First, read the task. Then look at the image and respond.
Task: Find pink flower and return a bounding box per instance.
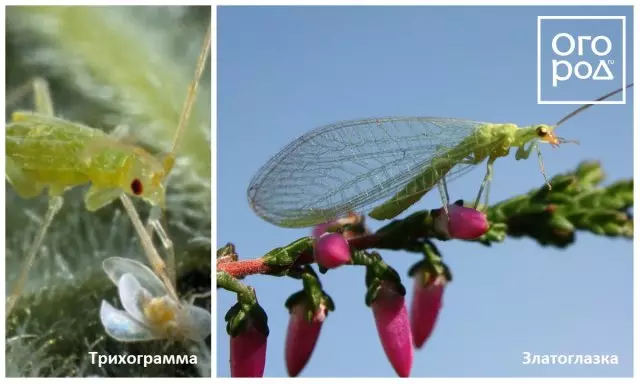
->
[314,232,351,269]
[285,303,327,377]
[230,322,267,377]
[371,283,413,377]
[410,274,446,349]
[435,203,489,240]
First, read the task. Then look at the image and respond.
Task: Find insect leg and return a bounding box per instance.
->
[474,159,495,209]
[536,145,552,190]
[119,194,180,302]
[436,174,450,217]
[6,195,63,318]
[515,143,551,190]
[441,176,451,204]
[146,205,176,289]
[482,177,492,212]
[32,77,55,116]
[515,142,535,160]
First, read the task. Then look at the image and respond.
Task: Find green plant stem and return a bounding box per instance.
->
[217,160,632,282]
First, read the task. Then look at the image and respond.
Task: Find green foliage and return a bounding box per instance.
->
[6,6,211,377]
[218,160,632,338]
[375,161,632,250]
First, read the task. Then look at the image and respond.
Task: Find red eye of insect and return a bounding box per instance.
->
[131,179,143,195]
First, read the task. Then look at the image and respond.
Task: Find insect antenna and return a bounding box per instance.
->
[555,83,633,127]
[164,23,212,175]
[144,23,211,293]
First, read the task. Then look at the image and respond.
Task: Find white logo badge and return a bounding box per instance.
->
[537,16,626,104]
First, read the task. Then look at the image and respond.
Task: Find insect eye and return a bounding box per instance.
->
[536,126,548,137]
[131,179,143,195]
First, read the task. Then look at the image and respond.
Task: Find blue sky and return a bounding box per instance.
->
[217,6,634,377]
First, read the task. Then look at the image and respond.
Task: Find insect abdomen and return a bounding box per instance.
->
[6,119,119,189]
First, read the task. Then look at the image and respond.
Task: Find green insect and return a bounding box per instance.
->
[5,25,211,317]
[247,84,633,228]
[7,107,170,211]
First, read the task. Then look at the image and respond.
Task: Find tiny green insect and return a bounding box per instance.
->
[5,24,211,317]
[7,108,171,211]
[247,84,633,228]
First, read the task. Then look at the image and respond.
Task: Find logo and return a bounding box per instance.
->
[537,16,626,104]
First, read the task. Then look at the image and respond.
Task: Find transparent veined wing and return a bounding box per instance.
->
[247,117,498,227]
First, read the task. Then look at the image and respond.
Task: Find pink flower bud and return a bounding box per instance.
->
[371,284,413,377]
[230,323,267,377]
[410,275,446,349]
[435,203,489,240]
[285,303,327,377]
[314,233,351,269]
